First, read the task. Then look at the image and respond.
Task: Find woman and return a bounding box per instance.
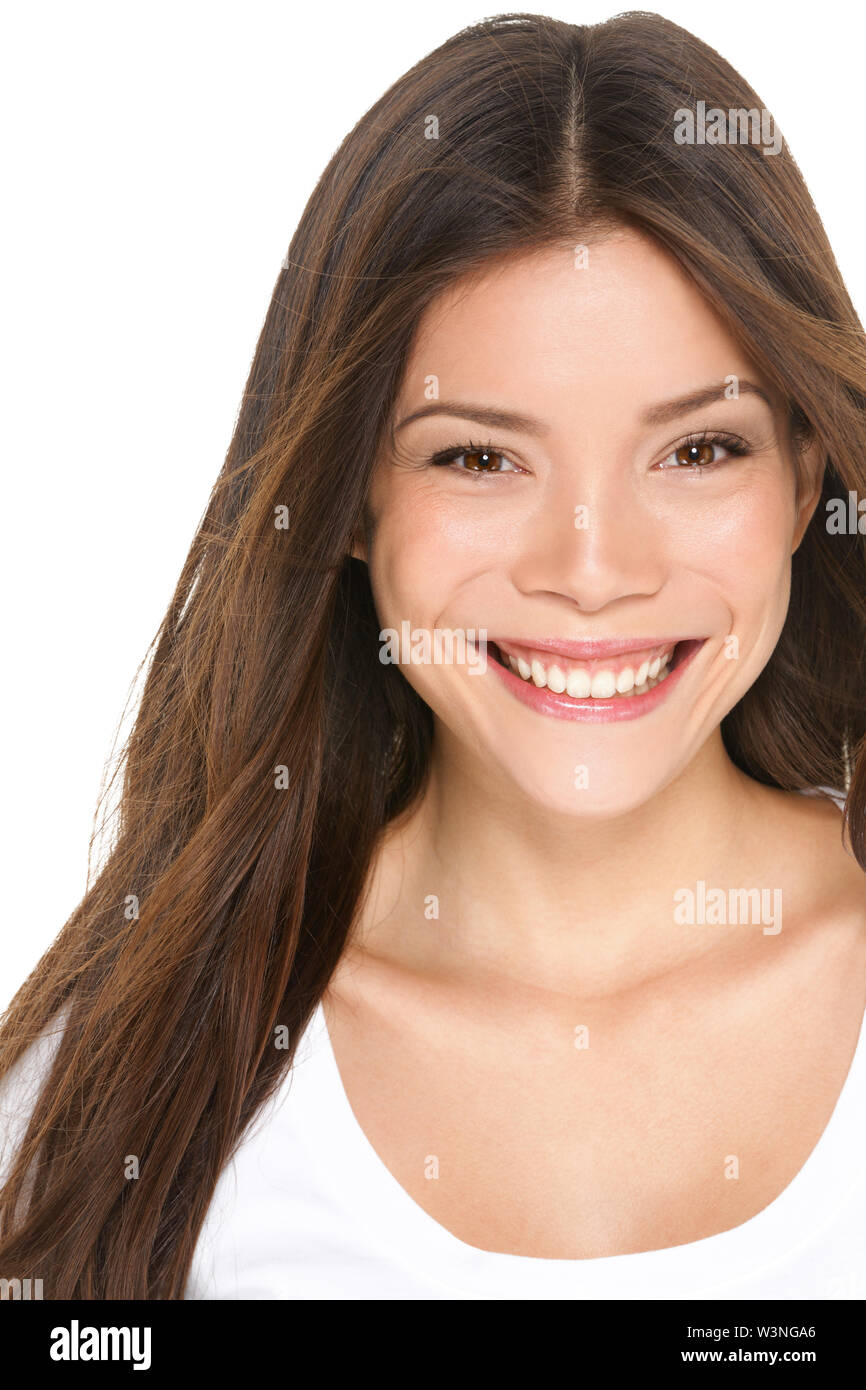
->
[1,10,865,1300]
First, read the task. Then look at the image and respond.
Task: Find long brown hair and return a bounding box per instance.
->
[2,10,865,1297]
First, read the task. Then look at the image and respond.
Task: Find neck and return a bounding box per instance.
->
[355,726,772,996]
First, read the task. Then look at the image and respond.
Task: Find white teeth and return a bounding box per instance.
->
[546,664,567,693]
[589,669,617,698]
[566,667,591,698]
[502,646,674,700]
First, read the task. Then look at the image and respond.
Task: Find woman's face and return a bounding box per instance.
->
[359,230,823,816]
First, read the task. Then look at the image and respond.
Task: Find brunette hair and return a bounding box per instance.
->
[2,10,865,1297]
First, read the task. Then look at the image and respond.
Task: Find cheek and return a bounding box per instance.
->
[367,479,503,624]
[669,482,796,685]
[666,472,794,590]
[367,467,798,636]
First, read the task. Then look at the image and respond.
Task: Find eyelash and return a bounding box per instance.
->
[657,430,751,474]
[427,431,751,476]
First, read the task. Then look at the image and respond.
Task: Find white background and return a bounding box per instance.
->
[2,0,864,1010]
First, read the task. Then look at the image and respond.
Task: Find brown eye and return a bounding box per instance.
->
[430,443,521,473]
[674,441,717,467]
[656,433,748,472]
[462,448,505,471]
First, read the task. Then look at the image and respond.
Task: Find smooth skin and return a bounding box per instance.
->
[324,229,866,1259]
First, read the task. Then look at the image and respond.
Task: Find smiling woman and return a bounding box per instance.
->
[363,233,825,771]
[1,10,865,1301]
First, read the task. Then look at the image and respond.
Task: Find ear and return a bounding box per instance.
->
[791,435,826,553]
[349,532,367,563]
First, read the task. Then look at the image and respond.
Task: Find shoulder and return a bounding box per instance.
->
[752,782,865,915]
[746,782,866,1017]
[0,1006,70,1182]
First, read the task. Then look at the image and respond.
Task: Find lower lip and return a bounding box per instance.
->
[484,639,705,723]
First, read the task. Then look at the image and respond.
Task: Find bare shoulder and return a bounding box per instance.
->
[749,780,866,988]
[768,782,864,900]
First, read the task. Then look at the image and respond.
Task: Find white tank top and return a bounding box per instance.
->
[182,994,866,1300]
[2,978,865,1299]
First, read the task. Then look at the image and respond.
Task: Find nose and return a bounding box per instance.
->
[508,469,668,613]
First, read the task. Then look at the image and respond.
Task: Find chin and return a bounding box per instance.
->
[471,742,685,821]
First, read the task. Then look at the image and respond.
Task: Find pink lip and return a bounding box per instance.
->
[492,636,681,660]
[484,638,706,723]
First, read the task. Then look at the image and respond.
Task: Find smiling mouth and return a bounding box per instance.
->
[487,638,701,700]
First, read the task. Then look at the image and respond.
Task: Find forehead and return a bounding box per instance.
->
[400,231,762,424]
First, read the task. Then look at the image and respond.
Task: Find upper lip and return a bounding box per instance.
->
[490,636,690,660]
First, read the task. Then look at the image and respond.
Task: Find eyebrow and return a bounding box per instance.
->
[392,381,776,436]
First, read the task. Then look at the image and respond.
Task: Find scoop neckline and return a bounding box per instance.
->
[296,987,866,1298]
